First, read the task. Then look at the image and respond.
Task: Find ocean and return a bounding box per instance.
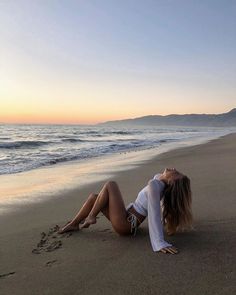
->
[0,124,235,175]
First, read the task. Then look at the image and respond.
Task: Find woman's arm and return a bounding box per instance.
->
[147,179,178,254]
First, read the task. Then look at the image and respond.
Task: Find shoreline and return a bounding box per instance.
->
[0,130,234,216]
[1,133,236,294]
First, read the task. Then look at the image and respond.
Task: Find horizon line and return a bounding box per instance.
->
[0,108,234,125]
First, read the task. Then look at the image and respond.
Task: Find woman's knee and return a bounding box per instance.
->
[105,180,118,190]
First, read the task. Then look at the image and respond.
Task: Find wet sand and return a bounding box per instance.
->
[0,133,236,295]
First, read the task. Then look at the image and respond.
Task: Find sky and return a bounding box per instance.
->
[0,0,236,124]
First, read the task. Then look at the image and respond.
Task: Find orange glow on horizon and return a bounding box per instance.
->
[0,113,107,125]
[1,91,234,125]
[0,110,141,125]
[1,107,232,125]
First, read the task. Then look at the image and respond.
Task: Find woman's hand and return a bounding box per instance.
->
[158,246,178,254]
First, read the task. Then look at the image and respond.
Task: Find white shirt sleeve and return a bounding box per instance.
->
[147,179,172,252]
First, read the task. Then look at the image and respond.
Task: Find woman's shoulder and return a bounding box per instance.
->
[150,174,166,191]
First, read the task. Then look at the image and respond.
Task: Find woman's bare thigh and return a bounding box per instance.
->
[103,181,131,235]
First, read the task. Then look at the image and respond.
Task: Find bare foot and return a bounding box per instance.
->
[58,222,80,234]
[80,216,97,229]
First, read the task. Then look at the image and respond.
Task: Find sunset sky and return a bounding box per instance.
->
[0,0,236,124]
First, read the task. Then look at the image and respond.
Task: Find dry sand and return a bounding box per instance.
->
[0,133,236,295]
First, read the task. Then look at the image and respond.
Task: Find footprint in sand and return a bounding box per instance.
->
[32,225,63,254]
[0,272,15,279]
[48,225,60,235]
[45,240,62,252]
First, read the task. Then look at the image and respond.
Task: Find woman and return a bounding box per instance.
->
[59,168,193,254]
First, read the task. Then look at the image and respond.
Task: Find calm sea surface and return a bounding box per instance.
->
[0,124,234,175]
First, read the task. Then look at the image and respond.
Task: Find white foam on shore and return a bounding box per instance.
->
[0,130,234,215]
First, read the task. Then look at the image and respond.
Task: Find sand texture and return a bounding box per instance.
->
[0,134,236,295]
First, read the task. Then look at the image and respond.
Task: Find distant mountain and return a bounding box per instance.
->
[99,108,236,127]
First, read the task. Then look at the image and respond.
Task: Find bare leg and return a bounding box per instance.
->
[58,193,109,234]
[81,181,131,235]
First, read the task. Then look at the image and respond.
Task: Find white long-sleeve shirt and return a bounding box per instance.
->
[127,174,172,252]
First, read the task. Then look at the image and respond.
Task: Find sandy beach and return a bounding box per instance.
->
[0,133,236,295]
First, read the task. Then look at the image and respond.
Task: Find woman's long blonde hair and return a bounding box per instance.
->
[162,174,193,234]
